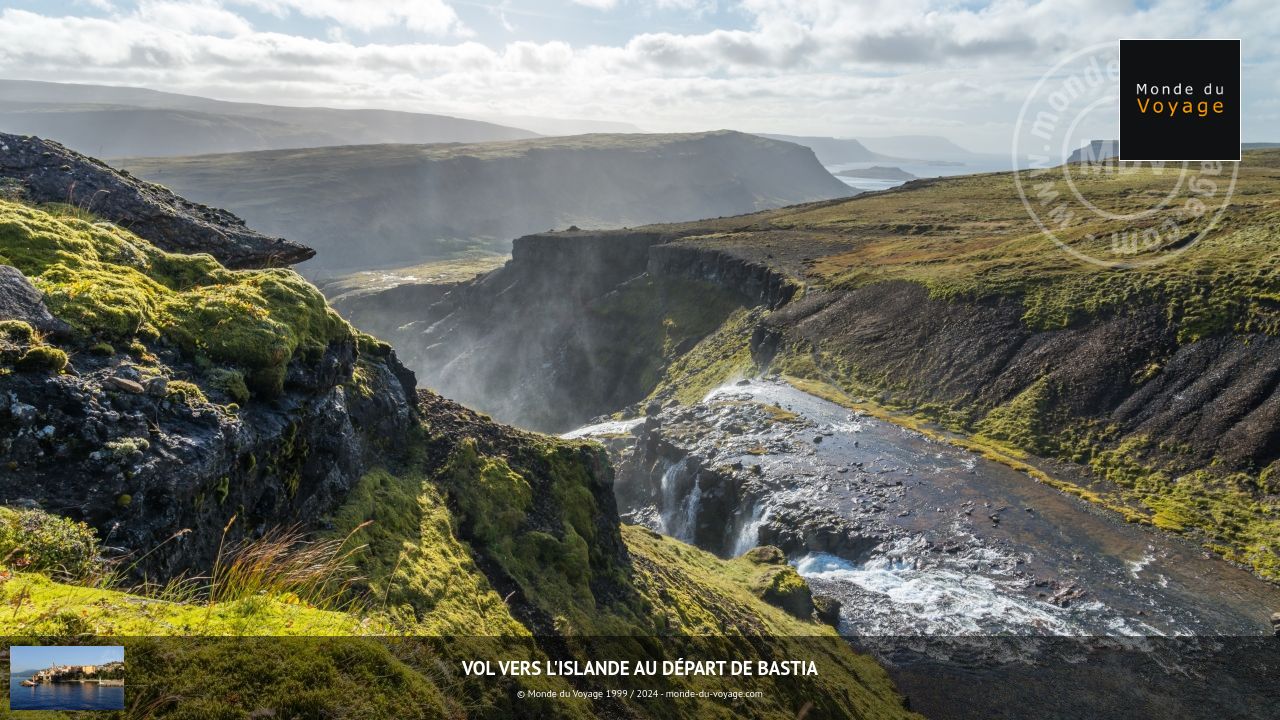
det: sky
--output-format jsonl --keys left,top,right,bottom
{"left": 10, "top": 645, "right": 124, "bottom": 673}
{"left": 0, "top": 0, "right": 1275, "bottom": 153}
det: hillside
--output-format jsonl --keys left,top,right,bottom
{"left": 0, "top": 79, "right": 537, "bottom": 157}
{"left": 119, "top": 131, "right": 855, "bottom": 275}
{"left": 758, "top": 134, "right": 888, "bottom": 164}
{"left": 375, "top": 151, "right": 1280, "bottom": 584}
{"left": 0, "top": 134, "right": 915, "bottom": 719}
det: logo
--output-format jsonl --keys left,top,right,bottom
{"left": 1011, "top": 42, "right": 1238, "bottom": 269}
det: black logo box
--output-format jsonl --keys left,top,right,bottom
{"left": 1119, "top": 39, "right": 1240, "bottom": 161}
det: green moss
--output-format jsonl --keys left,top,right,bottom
{"left": 14, "top": 345, "right": 67, "bottom": 373}
{"left": 89, "top": 341, "right": 115, "bottom": 356}
{"left": 0, "top": 573, "right": 379, "bottom": 636}
{"left": 0, "top": 318, "right": 35, "bottom": 344}
{"left": 104, "top": 436, "right": 150, "bottom": 459}
{"left": 356, "top": 331, "right": 393, "bottom": 358}
{"left": 166, "top": 379, "right": 208, "bottom": 405}
{"left": 750, "top": 564, "right": 814, "bottom": 619}
{"left": 0, "top": 199, "right": 356, "bottom": 399}
{"left": 647, "top": 308, "right": 758, "bottom": 406}
{"left": 207, "top": 367, "right": 250, "bottom": 404}
{"left": 975, "top": 377, "right": 1057, "bottom": 455}
{"left": 0, "top": 507, "right": 100, "bottom": 580}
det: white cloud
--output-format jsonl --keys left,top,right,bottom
{"left": 0, "top": 1, "right": 1275, "bottom": 151}
{"left": 137, "top": 1, "right": 253, "bottom": 36}
{"left": 229, "top": 0, "right": 467, "bottom": 35}
{"left": 569, "top": 0, "right": 620, "bottom": 10}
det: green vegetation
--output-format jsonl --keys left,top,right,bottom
{"left": 588, "top": 277, "right": 746, "bottom": 397}
{"left": 0, "top": 507, "right": 101, "bottom": 580}
{"left": 14, "top": 345, "right": 68, "bottom": 373}
{"left": 0, "top": 199, "right": 357, "bottom": 398}
{"left": 646, "top": 308, "right": 758, "bottom": 406}
{"left": 0, "top": 318, "right": 36, "bottom": 343}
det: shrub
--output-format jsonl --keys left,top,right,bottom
{"left": 0, "top": 507, "right": 101, "bottom": 580}
{"left": 14, "top": 345, "right": 67, "bottom": 373}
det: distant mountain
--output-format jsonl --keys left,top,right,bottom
{"left": 119, "top": 130, "right": 855, "bottom": 275}
{"left": 857, "top": 135, "right": 977, "bottom": 161}
{"left": 0, "top": 79, "right": 537, "bottom": 157}
{"left": 757, "top": 134, "right": 889, "bottom": 164}
{"left": 1068, "top": 140, "right": 1119, "bottom": 163}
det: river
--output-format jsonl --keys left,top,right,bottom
{"left": 568, "top": 378, "right": 1280, "bottom": 718}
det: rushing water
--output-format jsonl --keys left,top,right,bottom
{"left": 584, "top": 379, "right": 1280, "bottom": 637}
{"left": 9, "top": 675, "right": 124, "bottom": 711}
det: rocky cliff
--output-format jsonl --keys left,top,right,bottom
{"left": 0, "top": 196, "right": 415, "bottom": 578}
{"left": 0, "top": 140, "right": 918, "bottom": 719}
{"left": 385, "top": 152, "right": 1280, "bottom": 582}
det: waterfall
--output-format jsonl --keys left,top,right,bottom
{"left": 658, "top": 458, "right": 689, "bottom": 535}
{"left": 732, "top": 504, "right": 768, "bottom": 557}
{"left": 676, "top": 477, "right": 703, "bottom": 543}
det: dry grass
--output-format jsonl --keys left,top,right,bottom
{"left": 209, "top": 517, "right": 373, "bottom": 611}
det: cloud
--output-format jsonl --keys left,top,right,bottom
{"left": 569, "top": 0, "right": 620, "bottom": 9}
{"left": 0, "top": 1, "right": 1275, "bottom": 151}
{"left": 228, "top": 0, "right": 467, "bottom": 35}
{"left": 137, "top": 0, "right": 253, "bottom": 36}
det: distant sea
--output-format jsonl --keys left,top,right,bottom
{"left": 9, "top": 674, "right": 124, "bottom": 711}
{"left": 828, "top": 156, "right": 1025, "bottom": 192}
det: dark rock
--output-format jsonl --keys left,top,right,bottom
{"left": 812, "top": 593, "right": 842, "bottom": 627}
{"left": 144, "top": 377, "right": 168, "bottom": 397}
{"left": 0, "top": 133, "right": 312, "bottom": 269}
{"left": 0, "top": 265, "right": 71, "bottom": 338}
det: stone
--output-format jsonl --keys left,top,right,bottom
{"left": 105, "top": 376, "right": 145, "bottom": 394}
{"left": 812, "top": 594, "right": 842, "bottom": 627}
{"left": 144, "top": 376, "right": 168, "bottom": 397}
{"left": 0, "top": 265, "right": 71, "bottom": 338}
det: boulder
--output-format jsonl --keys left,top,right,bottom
{"left": 0, "top": 265, "right": 70, "bottom": 337}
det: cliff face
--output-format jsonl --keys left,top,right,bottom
{"left": 377, "top": 221, "right": 802, "bottom": 432}
{"left": 0, "top": 196, "right": 416, "bottom": 578}
{"left": 119, "top": 131, "right": 855, "bottom": 274}
{"left": 384, "top": 152, "right": 1280, "bottom": 580}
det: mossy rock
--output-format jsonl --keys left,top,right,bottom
{"left": 0, "top": 199, "right": 356, "bottom": 400}
{"left": 751, "top": 565, "right": 814, "bottom": 619}
{"left": 14, "top": 345, "right": 67, "bottom": 373}
{"left": 742, "top": 544, "right": 786, "bottom": 565}
{"left": 207, "top": 367, "right": 250, "bottom": 404}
